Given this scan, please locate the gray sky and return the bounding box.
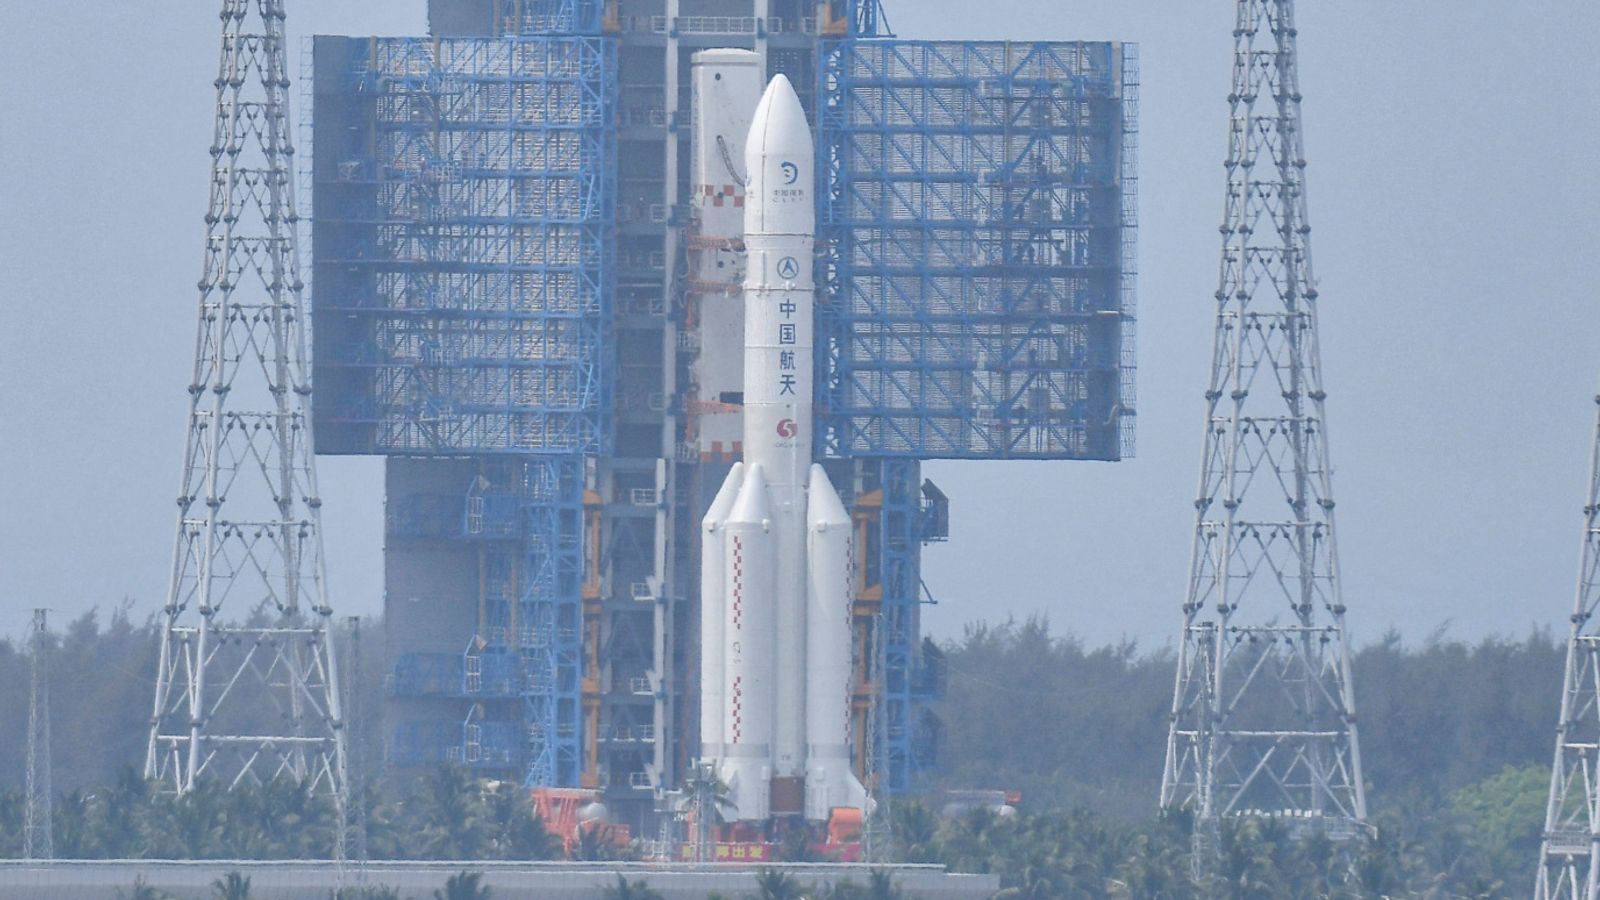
[2,1,1597,650]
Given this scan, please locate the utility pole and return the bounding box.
[24,609,53,860]
[145,0,347,822]
[344,617,369,867]
[1536,391,1600,899]
[1161,0,1367,879]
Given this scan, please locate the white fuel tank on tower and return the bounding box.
[687,50,763,462]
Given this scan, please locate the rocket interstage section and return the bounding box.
[687,50,763,463]
[698,74,869,824]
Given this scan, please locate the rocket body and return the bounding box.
[699,74,869,824]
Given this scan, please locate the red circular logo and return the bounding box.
[776,419,798,439]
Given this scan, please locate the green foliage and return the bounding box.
[750,868,808,900]
[117,877,171,900]
[332,886,402,900]
[435,870,490,900]
[210,871,251,900]
[0,609,1567,895]
[599,873,663,900]
[864,869,901,900]
[812,870,903,900]
[1450,762,1549,885]
[774,826,819,862]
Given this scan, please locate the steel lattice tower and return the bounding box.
[1161,0,1367,849]
[1536,393,1600,899]
[24,610,53,860]
[145,0,347,816]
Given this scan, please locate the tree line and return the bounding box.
[0,606,1568,897]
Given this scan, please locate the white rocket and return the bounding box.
[699,74,870,824]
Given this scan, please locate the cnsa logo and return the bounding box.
[776,419,799,439]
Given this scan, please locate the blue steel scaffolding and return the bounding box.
[876,459,944,791]
[816,40,1137,460]
[500,0,607,35]
[314,1,1137,812]
[314,35,614,455]
[312,29,616,789]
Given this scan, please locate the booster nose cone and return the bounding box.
[744,75,814,236]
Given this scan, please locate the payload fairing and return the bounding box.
[698,74,870,824]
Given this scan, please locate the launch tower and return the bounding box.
[146,0,349,818]
[1160,0,1367,854]
[309,0,1137,833]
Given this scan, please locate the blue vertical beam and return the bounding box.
[520,456,587,787]
[879,459,919,791]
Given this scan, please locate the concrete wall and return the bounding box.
[0,861,1000,900]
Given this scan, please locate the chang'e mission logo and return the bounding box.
[772,161,805,204]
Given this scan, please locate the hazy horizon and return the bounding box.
[2,0,1598,650]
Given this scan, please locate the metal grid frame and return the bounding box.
[816,39,1135,460]
[313,34,616,456]
[1161,0,1366,860]
[147,0,348,824]
[499,0,607,36]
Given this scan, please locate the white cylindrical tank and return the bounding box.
[721,463,775,822]
[688,50,763,461]
[804,464,869,820]
[699,462,745,760]
[742,74,816,780]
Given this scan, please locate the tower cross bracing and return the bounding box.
[1161,0,1366,843]
[1537,393,1600,900]
[146,0,348,815]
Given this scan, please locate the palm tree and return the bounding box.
[416,768,493,860]
[751,868,808,900]
[816,880,862,900]
[116,877,171,900]
[435,870,491,900]
[211,871,252,900]
[881,801,938,865]
[678,763,735,862]
[775,827,819,863]
[864,870,902,900]
[484,781,559,860]
[333,887,403,900]
[598,873,663,900]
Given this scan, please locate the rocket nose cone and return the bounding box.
[748,76,809,151]
[727,463,772,526]
[745,76,815,235]
[703,462,746,532]
[764,74,798,105]
[807,465,850,529]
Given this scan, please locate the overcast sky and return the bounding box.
[2,1,1598,650]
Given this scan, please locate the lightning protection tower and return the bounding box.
[1161,0,1367,859]
[1536,392,1600,899]
[145,0,347,816]
[25,610,53,860]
